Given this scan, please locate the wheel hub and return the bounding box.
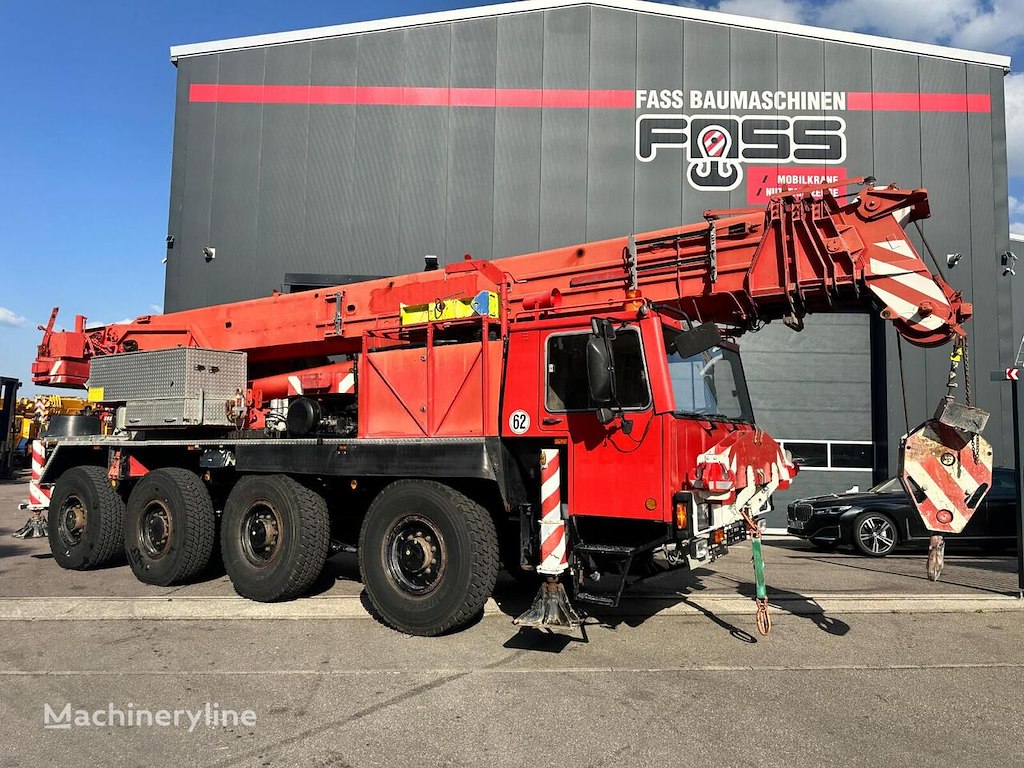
[398,534,433,573]
[240,502,283,567]
[860,518,894,554]
[58,495,87,546]
[386,517,445,595]
[249,517,279,550]
[139,501,173,558]
[64,506,85,534]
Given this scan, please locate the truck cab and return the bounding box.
[501,309,794,592]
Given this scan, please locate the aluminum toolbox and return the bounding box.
[88,348,246,428]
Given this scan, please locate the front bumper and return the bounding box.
[787,522,842,544]
[788,502,846,544]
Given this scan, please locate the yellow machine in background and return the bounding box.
[7,395,99,471]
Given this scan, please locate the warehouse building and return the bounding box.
[164,0,1015,524]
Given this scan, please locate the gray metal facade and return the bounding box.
[165,2,1016,523]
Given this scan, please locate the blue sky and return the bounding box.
[1,0,1021,395]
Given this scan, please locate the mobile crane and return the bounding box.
[29,179,991,635]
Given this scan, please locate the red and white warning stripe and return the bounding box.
[536,448,567,576]
[27,440,51,508]
[46,361,70,386]
[286,369,356,397]
[34,397,48,424]
[866,239,952,333]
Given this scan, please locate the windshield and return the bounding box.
[666,336,753,421]
[870,477,903,493]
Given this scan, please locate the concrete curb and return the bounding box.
[0,593,1019,621]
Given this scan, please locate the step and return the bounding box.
[573,543,638,557]
[575,591,619,607]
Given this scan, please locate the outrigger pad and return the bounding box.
[12,517,47,539]
[514,580,583,631]
[900,419,993,535]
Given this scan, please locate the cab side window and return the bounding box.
[545,330,649,412]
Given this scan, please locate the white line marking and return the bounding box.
[0,593,1019,622]
[3,662,1024,676]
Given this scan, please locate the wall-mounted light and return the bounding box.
[1002,250,1018,277]
[946,252,962,268]
[203,246,216,263]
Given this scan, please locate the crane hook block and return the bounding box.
[899,419,993,534]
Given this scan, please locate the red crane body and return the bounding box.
[28,181,987,634]
[34,181,967,388]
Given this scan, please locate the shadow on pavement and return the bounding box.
[802,552,1017,596]
[490,562,851,646]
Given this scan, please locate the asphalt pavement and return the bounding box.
[2,473,1022,767]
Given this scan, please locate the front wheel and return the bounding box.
[359,480,499,636]
[851,512,898,557]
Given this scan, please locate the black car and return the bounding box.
[787,468,1018,556]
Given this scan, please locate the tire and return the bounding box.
[221,475,330,602]
[851,512,898,557]
[124,468,216,586]
[48,465,124,570]
[359,480,499,636]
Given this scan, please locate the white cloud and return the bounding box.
[716,0,807,24]
[1011,221,1024,234]
[696,0,1024,200]
[1007,73,1024,178]
[0,307,27,327]
[701,0,1024,55]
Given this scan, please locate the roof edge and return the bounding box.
[168,0,1012,69]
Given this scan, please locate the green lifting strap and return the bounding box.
[751,537,767,601]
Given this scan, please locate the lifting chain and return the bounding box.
[948,337,980,464]
[741,507,771,636]
[927,335,977,582]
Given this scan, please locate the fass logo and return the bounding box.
[635,89,848,196]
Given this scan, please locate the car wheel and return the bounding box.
[852,512,898,557]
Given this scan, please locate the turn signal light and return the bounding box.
[624,288,644,312]
[712,529,726,545]
[674,502,688,529]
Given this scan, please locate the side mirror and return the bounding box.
[596,406,615,425]
[586,335,613,404]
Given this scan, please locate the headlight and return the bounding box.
[818,505,853,516]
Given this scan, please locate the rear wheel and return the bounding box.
[851,512,898,557]
[48,466,124,570]
[221,475,330,602]
[124,468,216,586]
[359,480,499,636]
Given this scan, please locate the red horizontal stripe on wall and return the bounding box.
[190,84,990,113]
[846,91,991,112]
[189,83,635,108]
